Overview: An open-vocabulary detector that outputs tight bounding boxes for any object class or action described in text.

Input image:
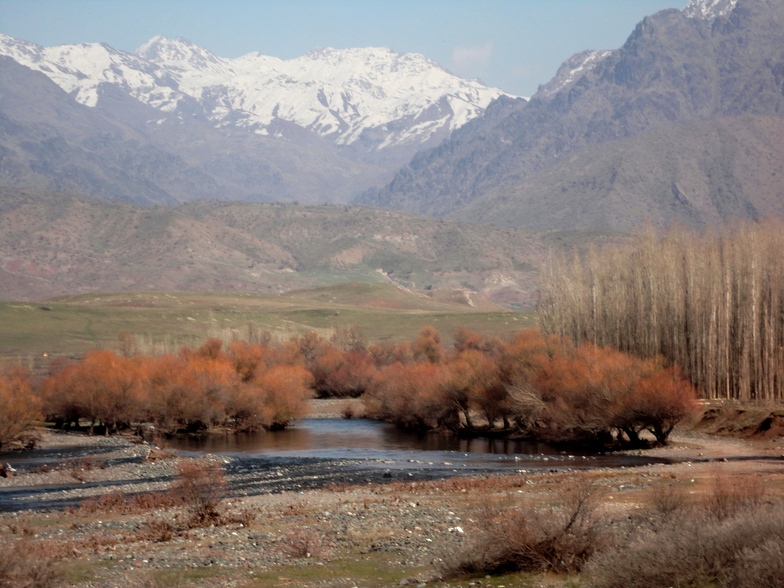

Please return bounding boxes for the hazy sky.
[1,0,687,96]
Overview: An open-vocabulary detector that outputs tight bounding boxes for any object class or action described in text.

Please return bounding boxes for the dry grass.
[75,490,177,516]
[278,526,327,559]
[586,470,780,588]
[704,471,766,520]
[587,502,784,588]
[439,477,607,578]
[72,459,255,548]
[435,468,783,587]
[170,460,227,527]
[138,518,177,543]
[0,539,64,587]
[647,481,690,518]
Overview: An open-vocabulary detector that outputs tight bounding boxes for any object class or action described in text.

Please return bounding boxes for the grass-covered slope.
[0,284,535,361]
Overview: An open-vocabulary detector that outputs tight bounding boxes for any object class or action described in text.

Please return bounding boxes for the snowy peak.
[684,0,739,19]
[0,34,172,108]
[0,33,43,62]
[0,33,513,154]
[136,35,225,72]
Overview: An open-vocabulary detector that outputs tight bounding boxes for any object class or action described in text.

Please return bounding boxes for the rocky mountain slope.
[0,189,551,307]
[359,0,784,231]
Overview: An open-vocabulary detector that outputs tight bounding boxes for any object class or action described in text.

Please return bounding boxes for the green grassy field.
[0,283,536,368]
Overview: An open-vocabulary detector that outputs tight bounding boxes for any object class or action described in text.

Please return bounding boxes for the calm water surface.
[0,419,671,511]
[168,418,663,471]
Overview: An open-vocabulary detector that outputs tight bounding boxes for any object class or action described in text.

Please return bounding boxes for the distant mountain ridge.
[0,33,511,158]
[0,34,515,205]
[359,0,784,231]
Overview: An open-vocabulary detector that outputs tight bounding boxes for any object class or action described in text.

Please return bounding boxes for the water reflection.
[168,418,566,457]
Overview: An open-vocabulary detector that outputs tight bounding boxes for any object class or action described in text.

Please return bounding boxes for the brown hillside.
[0,191,551,307]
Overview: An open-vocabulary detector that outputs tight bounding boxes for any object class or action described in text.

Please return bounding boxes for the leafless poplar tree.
[539,221,784,401]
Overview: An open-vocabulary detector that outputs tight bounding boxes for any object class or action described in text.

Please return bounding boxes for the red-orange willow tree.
[0,367,42,449]
[40,339,312,435]
[32,325,695,447]
[365,327,696,447]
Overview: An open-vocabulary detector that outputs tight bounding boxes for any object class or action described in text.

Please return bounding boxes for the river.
[167,418,666,471]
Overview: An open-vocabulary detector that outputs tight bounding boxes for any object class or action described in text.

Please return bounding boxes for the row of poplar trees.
[539,221,784,401]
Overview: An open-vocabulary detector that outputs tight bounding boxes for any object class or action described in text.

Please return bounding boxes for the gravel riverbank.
[1,402,783,587]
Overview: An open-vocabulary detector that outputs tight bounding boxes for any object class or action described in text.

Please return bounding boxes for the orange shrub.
[181,351,238,426]
[412,326,444,364]
[505,335,697,446]
[324,350,376,397]
[453,327,507,358]
[365,362,452,429]
[40,361,82,428]
[83,350,146,434]
[454,350,509,428]
[362,328,695,446]
[255,365,313,429]
[41,350,145,434]
[0,367,42,449]
[268,340,306,367]
[368,341,413,367]
[227,340,270,382]
[308,346,346,396]
[142,354,205,433]
[223,382,269,431]
[621,365,698,445]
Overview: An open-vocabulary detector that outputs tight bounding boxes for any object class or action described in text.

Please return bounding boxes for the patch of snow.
[684,0,739,19]
[536,49,612,100]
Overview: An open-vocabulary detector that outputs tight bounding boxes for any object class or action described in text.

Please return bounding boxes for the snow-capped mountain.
[0,33,511,154]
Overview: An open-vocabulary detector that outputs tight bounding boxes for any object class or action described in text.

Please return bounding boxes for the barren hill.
[0,190,551,308]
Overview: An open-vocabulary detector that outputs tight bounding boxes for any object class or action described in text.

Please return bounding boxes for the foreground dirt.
[1,406,783,587]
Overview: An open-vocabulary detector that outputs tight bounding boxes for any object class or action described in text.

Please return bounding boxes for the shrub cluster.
[75,458,254,535]
[440,481,606,577]
[0,367,42,449]
[11,325,696,446]
[40,338,313,435]
[587,476,783,588]
[366,328,697,446]
[0,538,62,588]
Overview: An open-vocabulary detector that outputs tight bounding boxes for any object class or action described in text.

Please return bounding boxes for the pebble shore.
[1,401,782,587]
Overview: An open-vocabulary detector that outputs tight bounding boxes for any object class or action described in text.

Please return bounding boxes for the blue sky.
[0,0,686,96]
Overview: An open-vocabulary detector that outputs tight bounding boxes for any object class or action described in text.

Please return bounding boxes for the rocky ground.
[0,402,783,587]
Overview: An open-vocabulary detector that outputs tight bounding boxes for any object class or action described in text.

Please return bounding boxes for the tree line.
[1,325,696,450]
[538,221,784,401]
